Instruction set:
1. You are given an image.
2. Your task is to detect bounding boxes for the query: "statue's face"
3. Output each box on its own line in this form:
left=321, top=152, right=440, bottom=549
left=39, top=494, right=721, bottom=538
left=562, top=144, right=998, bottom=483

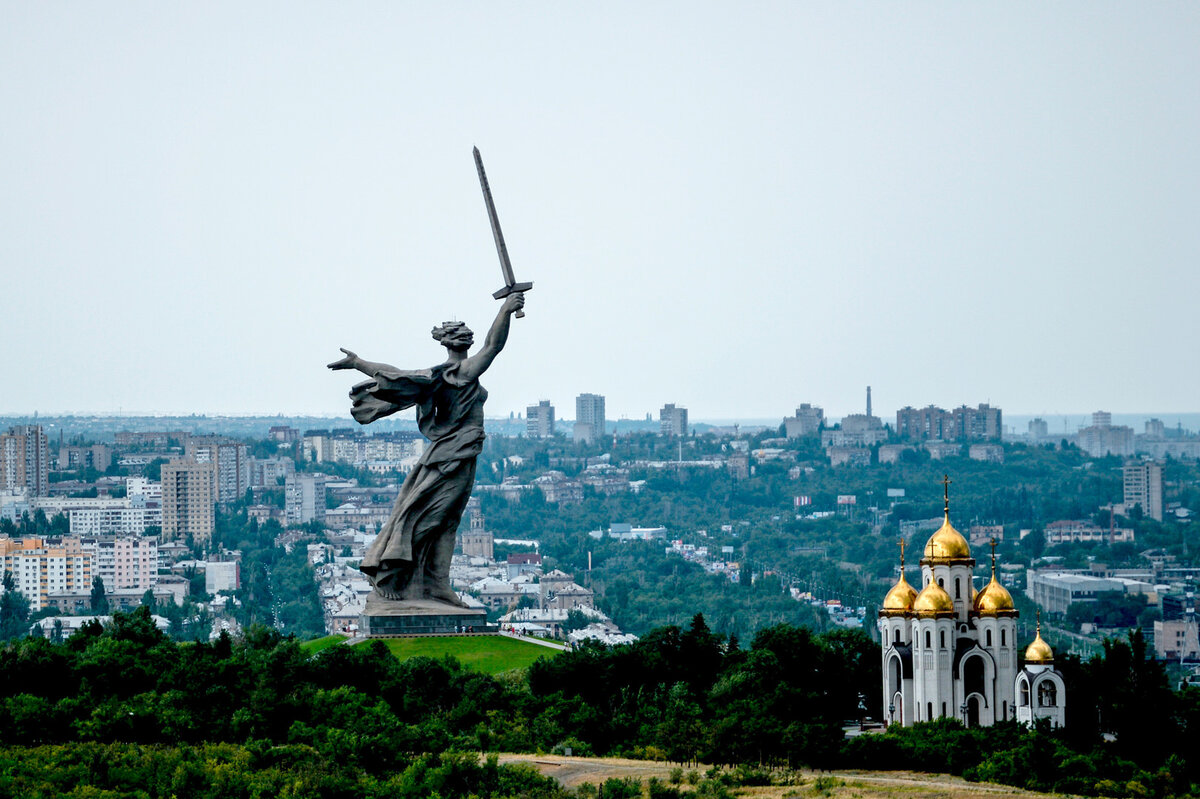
left=443, top=331, right=474, bottom=351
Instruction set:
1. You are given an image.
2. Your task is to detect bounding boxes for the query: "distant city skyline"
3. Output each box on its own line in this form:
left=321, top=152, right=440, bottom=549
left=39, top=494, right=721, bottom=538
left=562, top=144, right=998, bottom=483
left=2, top=5, right=1197, bottom=418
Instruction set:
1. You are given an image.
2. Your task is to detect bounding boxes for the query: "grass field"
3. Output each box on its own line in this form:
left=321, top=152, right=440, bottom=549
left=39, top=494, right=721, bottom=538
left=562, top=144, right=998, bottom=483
left=300, top=634, right=348, bottom=655
left=379, top=636, right=557, bottom=674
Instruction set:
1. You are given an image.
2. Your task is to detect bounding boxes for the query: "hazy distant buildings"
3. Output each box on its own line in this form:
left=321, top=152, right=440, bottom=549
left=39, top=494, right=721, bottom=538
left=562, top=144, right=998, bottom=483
left=784, top=403, right=824, bottom=439
left=969, top=444, right=1004, bottom=463
left=526, top=400, right=556, bottom=438
left=1123, top=460, right=1163, bottom=521
left=574, top=393, right=606, bottom=444
left=161, top=460, right=216, bottom=543
left=1028, top=418, right=1049, bottom=440
left=1077, top=411, right=1134, bottom=458
left=0, top=425, right=49, bottom=497
left=57, top=444, right=112, bottom=473
left=660, top=404, right=688, bottom=437
left=895, top=403, right=1001, bottom=442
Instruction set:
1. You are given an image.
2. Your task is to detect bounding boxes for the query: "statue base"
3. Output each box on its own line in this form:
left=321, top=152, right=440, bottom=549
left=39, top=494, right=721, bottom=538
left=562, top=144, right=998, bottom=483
left=359, top=594, right=492, bottom=637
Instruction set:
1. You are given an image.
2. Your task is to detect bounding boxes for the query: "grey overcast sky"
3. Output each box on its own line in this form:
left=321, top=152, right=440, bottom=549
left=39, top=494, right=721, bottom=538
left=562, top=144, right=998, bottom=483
left=2, top=3, right=1197, bottom=421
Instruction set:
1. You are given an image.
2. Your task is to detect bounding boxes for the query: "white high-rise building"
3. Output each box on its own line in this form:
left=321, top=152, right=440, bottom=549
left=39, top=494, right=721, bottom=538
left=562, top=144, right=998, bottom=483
left=526, top=401, right=556, bottom=438
left=0, top=425, right=49, bottom=497
left=1123, top=460, right=1164, bottom=522
left=575, top=394, right=606, bottom=443
left=660, top=404, right=688, bottom=437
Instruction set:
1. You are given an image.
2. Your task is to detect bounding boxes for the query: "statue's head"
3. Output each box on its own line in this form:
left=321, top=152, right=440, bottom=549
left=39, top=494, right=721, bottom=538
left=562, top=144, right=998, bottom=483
left=431, top=321, right=474, bottom=352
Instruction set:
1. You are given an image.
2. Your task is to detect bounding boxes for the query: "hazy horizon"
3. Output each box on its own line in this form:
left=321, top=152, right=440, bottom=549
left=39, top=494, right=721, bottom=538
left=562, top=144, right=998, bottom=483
left=3, top=4, right=1197, bottom=419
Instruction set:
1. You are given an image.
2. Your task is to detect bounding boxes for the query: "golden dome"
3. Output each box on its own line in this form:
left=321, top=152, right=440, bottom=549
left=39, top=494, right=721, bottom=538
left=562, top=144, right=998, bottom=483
left=922, top=515, right=973, bottom=562
left=913, top=581, right=956, bottom=617
left=881, top=574, right=918, bottom=616
left=975, top=576, right=1017, bottom=616
left=1025, top=621, right=1054, bottom=664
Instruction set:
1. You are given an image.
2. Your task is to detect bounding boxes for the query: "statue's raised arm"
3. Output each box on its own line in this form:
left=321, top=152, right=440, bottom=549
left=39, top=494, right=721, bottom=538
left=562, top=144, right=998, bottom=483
left=458, top=291, right=525, bottom=382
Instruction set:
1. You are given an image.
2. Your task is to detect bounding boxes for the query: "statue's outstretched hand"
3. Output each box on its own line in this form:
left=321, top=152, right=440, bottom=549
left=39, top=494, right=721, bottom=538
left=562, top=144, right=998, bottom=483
left=327, top=348, right=359, bottom=371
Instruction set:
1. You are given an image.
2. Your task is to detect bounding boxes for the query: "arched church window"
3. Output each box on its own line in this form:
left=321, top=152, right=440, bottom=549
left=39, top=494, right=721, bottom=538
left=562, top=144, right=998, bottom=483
left=925, top=630, right=931, bottom=648
left=1038, top=681, right=1057, bottom=707
left=1003, top=700, right=1008, bottom=719
left=938, top=578, right=944, bottom=588
left=986, top=629, right=992, bottom=646
left=940, top=630, right=946, bottom=647
left=941, top=702, right=947, bottom=717
left=894, top=628, right=900, bottom=644
left=1020, top=680, right=1030, bottom=707
left=955, top=578, right=961, bottom=598
left=927, top=702, right=933, bottom=720
left=1001, top=629, right=1006, bottom=646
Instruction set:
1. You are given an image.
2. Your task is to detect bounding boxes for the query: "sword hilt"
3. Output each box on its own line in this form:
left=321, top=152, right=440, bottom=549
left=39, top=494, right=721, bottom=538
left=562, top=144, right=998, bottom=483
left=493, top=281, right=532, bottom=319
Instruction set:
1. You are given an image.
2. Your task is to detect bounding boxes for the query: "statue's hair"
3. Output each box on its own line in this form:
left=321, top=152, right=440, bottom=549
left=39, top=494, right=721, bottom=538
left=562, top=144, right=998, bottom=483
left=431, top=320, right=473, bottom=346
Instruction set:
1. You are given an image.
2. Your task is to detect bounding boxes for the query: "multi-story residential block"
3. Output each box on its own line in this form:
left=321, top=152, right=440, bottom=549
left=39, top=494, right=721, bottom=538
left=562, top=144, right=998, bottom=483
left=660, top=403, right=688, bottom=437
left=532, top=471, right=583, bottom=504
left=1076, top=411, right=1135, bottom=458
left=268, top=425, right=300, bottom=443
left=1123, top=460, right=1164, bottom=522
left=250, top=456, right=296, bottom=488
left=114, top=431, right=190, bottom=450
left=1044, top=520, right=1134, bottom=545
left=186, top=437, right=249, bottom=504
left=895, top=404, right=1001, bottom=442
left=285, top=473, right=328, bottom=526
left=1154, top=618, right=1199, bottom=661
left=56, top=444, right=113, bottom=473
left=0, top=425, right=49, bottom=497
left=161, top=459, right=216, bottom=543
left=784, top=403, right=824, bottom=438
left=205, top=559, right=240, bottom=594
left=575, top=394, right=606, bottom=443
left=80, top=535, right=158, bottom=591
left=0, top=535, right=92, bottom=611
left=526, top=400, right=556, bottom=438
left=968, top=444, right=1004, bottom=463
left=1028, top=418, right=1049, bottom=440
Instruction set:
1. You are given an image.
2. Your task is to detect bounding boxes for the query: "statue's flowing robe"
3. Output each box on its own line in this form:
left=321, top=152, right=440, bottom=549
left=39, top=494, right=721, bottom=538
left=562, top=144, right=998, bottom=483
left=349, top=362, right=486, bottom=591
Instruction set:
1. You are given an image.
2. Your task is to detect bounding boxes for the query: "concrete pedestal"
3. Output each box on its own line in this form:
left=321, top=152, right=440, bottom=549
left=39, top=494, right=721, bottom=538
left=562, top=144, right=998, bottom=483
left=359, top=594, right=491, bottom=636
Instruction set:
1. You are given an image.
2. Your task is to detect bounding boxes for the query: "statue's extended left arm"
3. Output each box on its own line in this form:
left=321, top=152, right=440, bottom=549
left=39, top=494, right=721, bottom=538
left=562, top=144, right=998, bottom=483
left=327, top=349, right=398, bottom=377
left=459, top=292, right=525, bottom=381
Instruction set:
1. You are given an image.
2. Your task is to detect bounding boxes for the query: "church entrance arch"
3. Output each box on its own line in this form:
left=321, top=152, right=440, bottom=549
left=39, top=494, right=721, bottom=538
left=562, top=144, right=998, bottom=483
left=965, top=693, right=984, bottom=727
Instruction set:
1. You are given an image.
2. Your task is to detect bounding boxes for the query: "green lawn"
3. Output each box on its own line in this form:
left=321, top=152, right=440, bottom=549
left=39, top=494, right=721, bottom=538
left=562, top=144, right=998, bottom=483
left=380, top=636, right=556, bottom=674
left=300, top=634, right=348, bottom=655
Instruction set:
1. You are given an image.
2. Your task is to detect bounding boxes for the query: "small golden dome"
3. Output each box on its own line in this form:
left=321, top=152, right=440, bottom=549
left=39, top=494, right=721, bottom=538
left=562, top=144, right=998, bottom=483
left=881, top=574, right=918, bottom=616
left=922, top=515, right=973, bottom=561
left=974, top=576, right=1017, bottom=616
left=1025, top=629, right=1054, bottom=664
left=913, top=581, right=956, bottom=617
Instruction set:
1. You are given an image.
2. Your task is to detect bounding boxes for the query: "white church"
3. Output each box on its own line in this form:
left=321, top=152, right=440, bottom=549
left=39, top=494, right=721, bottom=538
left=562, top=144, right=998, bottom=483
left=878, top=478, right=1066, bottom=728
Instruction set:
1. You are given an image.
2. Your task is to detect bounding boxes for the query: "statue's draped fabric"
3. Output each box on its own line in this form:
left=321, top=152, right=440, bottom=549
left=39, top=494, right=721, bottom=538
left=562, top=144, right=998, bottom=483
left=349, top=362, right=486, bottom=598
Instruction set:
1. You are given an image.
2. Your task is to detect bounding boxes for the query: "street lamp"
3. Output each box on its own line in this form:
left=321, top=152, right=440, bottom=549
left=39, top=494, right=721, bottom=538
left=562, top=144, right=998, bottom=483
left=888, top=701, right=895, bottom=725
left=961, top=701, right=969, bottom=726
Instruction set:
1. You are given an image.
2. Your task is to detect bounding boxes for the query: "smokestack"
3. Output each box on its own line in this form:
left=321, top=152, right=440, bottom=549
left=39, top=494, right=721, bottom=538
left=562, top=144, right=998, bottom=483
left=866, top=386, right=872, bottom=417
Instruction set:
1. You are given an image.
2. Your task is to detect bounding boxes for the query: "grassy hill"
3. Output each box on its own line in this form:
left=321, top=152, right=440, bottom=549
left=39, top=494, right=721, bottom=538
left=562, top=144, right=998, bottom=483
left=302, top=634, right=559, bottom=674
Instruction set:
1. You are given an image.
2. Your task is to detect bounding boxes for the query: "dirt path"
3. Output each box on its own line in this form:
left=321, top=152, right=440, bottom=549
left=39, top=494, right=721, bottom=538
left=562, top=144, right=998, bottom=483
left=497, top=755, right=1064, bottom=798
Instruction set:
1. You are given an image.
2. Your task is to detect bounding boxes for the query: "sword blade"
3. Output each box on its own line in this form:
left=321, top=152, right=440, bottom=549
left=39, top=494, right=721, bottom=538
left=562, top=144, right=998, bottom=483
left=474, top=147, right=517, bottom=288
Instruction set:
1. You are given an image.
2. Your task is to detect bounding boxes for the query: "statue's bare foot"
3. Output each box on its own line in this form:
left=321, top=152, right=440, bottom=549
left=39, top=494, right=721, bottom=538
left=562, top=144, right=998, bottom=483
left=429, top=587, right=468, bottom=608
left=374, top=586, right=403, bottom=601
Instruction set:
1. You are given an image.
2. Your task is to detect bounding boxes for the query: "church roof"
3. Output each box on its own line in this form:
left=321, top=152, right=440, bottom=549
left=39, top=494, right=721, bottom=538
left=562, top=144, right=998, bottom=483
left=913, top=581, right=956, bottom=617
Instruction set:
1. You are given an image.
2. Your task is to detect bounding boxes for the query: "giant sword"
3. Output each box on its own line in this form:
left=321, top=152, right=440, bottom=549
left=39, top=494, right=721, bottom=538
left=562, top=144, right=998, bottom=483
left=474, top=146, right=532, bottom=318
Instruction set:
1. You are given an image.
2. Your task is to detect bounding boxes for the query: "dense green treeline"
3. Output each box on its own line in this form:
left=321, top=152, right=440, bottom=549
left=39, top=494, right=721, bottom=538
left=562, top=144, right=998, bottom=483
left=2, top=607, right=1200, bottom=795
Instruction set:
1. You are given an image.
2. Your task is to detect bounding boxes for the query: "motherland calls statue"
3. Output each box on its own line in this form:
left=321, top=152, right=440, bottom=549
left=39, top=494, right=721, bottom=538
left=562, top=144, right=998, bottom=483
left=327, top=292, right=525, bottom=606
left=328, top=149, right=530, bottom=618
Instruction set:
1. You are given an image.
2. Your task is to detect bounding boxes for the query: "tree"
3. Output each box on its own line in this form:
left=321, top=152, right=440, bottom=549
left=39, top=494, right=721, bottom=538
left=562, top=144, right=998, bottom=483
left=90, top=575, right=110, bottom=614
left=0, top=570, right=31, bottom=640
